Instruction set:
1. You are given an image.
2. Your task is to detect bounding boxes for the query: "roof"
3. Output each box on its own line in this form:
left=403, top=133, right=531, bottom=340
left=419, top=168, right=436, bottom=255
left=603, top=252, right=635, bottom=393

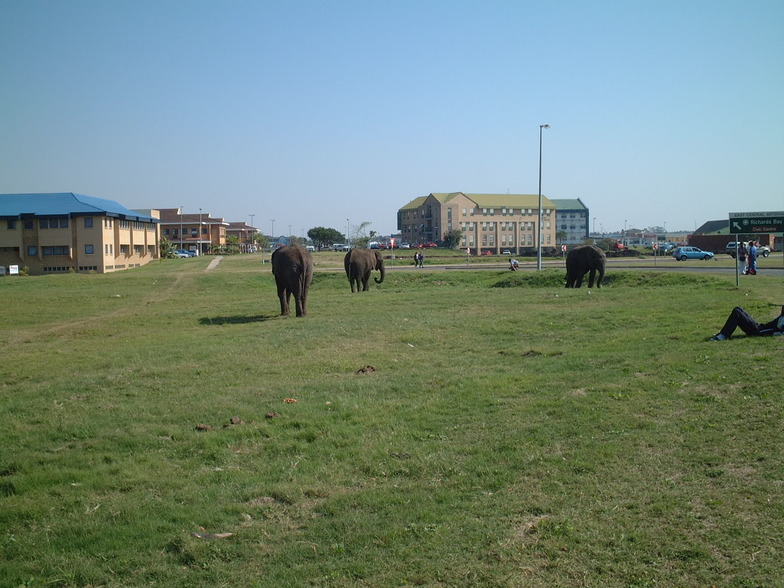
left=551, top=198, right=587, bottom=211
left=400, top=192, right=556, bottom=210
left=694, top=220, right=729, bottom=235
left=0, top=193, right=158, bottom=223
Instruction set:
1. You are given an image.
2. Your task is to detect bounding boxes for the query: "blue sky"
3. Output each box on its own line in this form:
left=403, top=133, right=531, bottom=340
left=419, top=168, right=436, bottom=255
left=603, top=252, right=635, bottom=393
left=2, top=0, right=782, bottom=238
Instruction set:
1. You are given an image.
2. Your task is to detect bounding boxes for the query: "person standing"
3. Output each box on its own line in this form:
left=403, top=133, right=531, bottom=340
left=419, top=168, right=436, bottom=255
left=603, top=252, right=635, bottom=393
left=418, top=252, right=425, bottom=268
left=737, top=241, right=748, bottom=274
left=746, top=241, right=758, bottom=275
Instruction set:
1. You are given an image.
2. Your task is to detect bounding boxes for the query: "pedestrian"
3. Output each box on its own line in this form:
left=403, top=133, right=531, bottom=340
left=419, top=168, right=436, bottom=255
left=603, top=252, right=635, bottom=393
left=509, top=258, right=519, bottom=271
left=709, top=305, right=784, bottom=340
left=746, top=241, right=758, bottom=275
left=737, top=241, right=748, bottom=274
left=418, top=252, right=425, bottom=268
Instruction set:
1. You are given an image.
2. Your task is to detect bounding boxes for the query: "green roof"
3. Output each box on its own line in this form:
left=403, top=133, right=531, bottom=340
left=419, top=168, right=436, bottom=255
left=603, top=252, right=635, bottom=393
left=551, top=198, right=587, bottom=211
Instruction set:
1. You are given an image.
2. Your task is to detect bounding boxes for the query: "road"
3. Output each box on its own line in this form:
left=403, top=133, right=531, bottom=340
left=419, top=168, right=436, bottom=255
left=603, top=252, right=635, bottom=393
left=382, top=254, right=784, bottom=277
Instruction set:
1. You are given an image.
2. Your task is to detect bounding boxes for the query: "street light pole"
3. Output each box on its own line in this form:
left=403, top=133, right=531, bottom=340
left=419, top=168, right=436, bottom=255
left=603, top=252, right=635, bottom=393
left=346, top=219, right=350, bottom=248
left=199, top=208, right=202, bottom=255
left=180, top=206, right=184, bottom=249
left=537, top=124, right=550, bottom=270
left=270, top=219, right=275, bottom=245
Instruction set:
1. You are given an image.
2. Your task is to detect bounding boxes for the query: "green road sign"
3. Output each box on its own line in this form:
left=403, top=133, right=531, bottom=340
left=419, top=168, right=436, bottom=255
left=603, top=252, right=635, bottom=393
left=729, top=211, right=784, bottom=234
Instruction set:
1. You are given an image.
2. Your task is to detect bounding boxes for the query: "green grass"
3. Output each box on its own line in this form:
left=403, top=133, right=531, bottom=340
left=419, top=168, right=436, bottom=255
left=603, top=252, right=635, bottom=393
left=1, top=255, right=782, bottom=587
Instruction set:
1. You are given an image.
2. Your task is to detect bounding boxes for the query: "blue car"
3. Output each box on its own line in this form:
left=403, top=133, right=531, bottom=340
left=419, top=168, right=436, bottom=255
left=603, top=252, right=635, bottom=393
left=672, top=246, right=714, bottom=261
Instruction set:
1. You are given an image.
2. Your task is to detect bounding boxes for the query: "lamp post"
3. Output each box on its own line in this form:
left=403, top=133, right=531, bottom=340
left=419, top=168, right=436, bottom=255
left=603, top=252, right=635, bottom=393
left=537, top=124, right=550, bottom=270
left=270, top=219, right=275, bottom=245
left=593, top=217, right=597, bottom=236
left=288, top=224, right=292, bottom=245
left=179, top=206, right=184, bottom=249
left=249, top=214, right=255, bottom=252
left=199, top=208, right=202, bottom=255
left=346, top=219, right=350, bottom=247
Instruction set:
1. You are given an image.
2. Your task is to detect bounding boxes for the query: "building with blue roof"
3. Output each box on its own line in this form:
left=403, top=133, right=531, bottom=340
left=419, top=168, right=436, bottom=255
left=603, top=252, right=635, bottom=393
left=0, top=193, right=160, bottom=275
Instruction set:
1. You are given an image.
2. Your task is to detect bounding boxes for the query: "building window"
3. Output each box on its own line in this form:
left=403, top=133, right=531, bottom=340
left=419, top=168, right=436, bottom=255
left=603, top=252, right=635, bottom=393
left=120, top=245, right=130, bottom=255
left=7, top=220, right=16, bottom=230
left=85, top=244, right=94, bottom=254
left=84, top=217, right=93, bottom=228
left=28, top=246, right=37, bottom=256
left=43, top=246, right=69, bottom=255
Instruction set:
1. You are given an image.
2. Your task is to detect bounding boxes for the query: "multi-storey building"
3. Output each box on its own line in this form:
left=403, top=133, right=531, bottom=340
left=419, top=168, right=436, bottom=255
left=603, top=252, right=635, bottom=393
left=398, top=192, right=557, bottom=254
left=551, top=198, right=590, bottom=245
left=0, top=193, right=159, bottom=275
left=157, top=208, right=228, bottom=255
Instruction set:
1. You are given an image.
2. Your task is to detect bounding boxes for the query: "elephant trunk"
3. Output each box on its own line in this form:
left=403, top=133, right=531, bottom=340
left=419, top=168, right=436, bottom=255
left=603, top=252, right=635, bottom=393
left=374, top=259, right=385, bottom=284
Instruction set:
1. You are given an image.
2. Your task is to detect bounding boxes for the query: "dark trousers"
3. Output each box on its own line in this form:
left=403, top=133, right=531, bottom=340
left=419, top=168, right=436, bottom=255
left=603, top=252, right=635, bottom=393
left=719, top=307, right=760, bottom=338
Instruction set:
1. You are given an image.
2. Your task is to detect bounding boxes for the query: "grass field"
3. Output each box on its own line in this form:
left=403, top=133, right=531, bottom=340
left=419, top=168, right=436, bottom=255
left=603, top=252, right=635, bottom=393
left=1, top=254, right=782, bottom=587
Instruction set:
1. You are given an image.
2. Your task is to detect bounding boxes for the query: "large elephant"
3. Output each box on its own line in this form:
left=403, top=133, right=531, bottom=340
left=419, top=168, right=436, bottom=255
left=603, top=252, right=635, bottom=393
left=565, top=245, right=606, bottom=288
left=271, top=245, right=313, bottom=316
left=344, top=248, right=385, bottom=292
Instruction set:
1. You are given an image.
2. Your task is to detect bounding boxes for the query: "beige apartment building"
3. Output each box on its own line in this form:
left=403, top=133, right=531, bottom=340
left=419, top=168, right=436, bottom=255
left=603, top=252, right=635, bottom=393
left=157, top=208, right=229, bottom=255
left=398, top=192, right=557, bottom=254
left=0, top=193, right=160, bottom=275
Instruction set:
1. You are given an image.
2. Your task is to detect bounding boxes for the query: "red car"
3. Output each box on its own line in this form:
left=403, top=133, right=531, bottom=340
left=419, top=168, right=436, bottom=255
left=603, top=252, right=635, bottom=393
left=417, top=242, right=437, bottom=248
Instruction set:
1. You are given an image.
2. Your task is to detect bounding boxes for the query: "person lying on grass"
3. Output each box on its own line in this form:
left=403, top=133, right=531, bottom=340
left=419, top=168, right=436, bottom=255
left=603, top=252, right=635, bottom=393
left=709, top=305, right=784, bottom=341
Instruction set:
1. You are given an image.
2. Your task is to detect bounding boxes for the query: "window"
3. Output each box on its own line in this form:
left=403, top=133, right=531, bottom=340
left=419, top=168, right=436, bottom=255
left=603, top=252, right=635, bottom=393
left=24, top=219, right=34, bottom=229
left=43, top=246, right=69, bottom=255
left=84, top=217, right=93, bottom=228
left=85, top=244, right=94, bottom=254
left=28, top=246, right=37, bottom=256
left=7, top=220, right=16, bottom=230
left=59, top=218, right=69, bottom=228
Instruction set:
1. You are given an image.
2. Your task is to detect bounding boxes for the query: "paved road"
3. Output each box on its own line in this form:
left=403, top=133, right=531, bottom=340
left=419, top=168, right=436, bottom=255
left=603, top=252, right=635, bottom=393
left=383, top=255, right=784, bottom=276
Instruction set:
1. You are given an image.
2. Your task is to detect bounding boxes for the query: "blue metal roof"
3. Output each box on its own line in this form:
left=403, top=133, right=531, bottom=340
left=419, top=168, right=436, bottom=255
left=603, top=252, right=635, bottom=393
left=0, top=193, right=158, bottom=222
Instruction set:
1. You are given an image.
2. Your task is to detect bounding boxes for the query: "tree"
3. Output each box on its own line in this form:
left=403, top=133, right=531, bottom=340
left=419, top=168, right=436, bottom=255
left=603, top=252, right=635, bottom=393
left=557, top=230, right=568, bottom=246
left=307, top=227, right=344, bottom=250
left=442, top=229, right=463, bottom=250
left=159, top=236, right=175, bottom=258
left=254, top=233, right=270, bottom=251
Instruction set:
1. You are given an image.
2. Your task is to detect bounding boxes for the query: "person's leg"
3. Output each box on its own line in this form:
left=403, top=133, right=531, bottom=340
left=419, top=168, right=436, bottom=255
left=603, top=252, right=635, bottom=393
left=718, top=307, right=759, bottom=338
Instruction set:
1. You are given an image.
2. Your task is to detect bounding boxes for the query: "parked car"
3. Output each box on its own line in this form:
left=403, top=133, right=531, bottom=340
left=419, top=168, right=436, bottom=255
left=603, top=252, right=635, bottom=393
left=501, top=249, right=512, bottom=255
left=305, top=245, right=315, bottom=252
left=726, top=242, right=770, bottom=258
left=481, top=250, right=493, bottom=256
left=672, top=246, right=714, bottom=261
left=657, top=242, right=675, bottom=253
left=332, top=244, right=350, bottom=251
left=400, top=242, right=411, bottom=249
left=417, top=242, right=437, bottom=248
left=173, top=249, right=195, bottom=258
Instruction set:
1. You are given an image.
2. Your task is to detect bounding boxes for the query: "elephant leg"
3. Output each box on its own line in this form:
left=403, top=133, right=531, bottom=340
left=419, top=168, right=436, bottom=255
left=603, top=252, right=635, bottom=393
left=596, top=268, right=604, bottom=288
left=278, top=285, right=290, bottom=316
left=587, top=269, right=596, bottom=288
left=362, top=274, right=370, bottom=291
left=575, top=273, right=584, bottom=288
left=294, top=292, right=306, bottom=317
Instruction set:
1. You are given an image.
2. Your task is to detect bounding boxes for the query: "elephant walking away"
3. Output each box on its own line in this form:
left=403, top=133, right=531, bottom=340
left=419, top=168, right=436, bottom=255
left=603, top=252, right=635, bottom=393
left=565, top=245, right=606, bottom=288
left=271, top=245, right=313, bottom=316
left=344, top=248, right=385, bottom=292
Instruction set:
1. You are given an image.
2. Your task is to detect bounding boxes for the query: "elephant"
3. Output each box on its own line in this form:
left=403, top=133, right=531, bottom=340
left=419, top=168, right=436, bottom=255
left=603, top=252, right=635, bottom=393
left=344, top=248, right=385, bottom=292
left=271, top=245, right=313, bottom=316
left=565, top=245, right=606, bottom=288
